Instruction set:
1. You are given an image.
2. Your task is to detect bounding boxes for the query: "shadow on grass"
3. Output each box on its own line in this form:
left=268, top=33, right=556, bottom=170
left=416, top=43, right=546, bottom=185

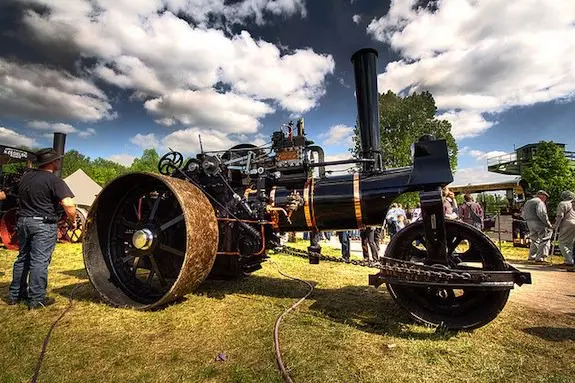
left=52, top=281, right=103, bottom=304
left=59, top=268, right=90, bottom=280
left=196, top=275, right=459, bottom=340
left=51, top=274, right=459, bottom=340
left=524, top=327, right=575, bottom=341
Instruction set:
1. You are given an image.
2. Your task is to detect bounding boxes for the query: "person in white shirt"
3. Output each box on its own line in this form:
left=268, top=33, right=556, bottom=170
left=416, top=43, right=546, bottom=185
left=554, top=190, right=575, bottom=267
left=522, top=190, right=553, bottom=262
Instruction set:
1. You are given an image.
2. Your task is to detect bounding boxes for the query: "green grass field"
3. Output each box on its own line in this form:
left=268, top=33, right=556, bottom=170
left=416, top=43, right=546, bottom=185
left=1, top=243, right=573, bottom=383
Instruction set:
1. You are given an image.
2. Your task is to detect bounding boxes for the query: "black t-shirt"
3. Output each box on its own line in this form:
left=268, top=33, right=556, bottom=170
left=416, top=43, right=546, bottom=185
left=18, top=170, right=74, bottom=218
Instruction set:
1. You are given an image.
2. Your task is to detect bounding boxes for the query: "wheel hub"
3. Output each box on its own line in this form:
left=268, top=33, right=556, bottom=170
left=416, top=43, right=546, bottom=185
left=132, top=228, right=154, bottom=250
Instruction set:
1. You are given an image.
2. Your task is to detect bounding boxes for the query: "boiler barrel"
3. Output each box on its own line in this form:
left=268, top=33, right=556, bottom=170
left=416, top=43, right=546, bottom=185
left=272, top=168, right=412, bottom=231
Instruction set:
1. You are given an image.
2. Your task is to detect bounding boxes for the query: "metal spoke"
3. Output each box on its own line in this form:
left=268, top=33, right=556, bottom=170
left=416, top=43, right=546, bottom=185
left=159, top=243, right=185, bottom=258
left=146, top=269, right=155, bottom=286
left=133, top=203, right=140, bottom=221
left=121, top=254, right=134, bottom=264
left=132, top=256, right=140, bottom=276
left=121, top=218, right=138, bottom=230
left=149, top=196, right=161, bottom=221
left=447, top=235, right=462, bottom=256
left=149, top=255, right=166, bottom=286
left=159, top=214, right=184, bottom=232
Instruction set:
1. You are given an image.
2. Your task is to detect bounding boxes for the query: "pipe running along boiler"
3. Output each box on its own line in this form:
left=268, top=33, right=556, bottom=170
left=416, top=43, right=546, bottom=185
left=83, top=48, right=531, bottom=330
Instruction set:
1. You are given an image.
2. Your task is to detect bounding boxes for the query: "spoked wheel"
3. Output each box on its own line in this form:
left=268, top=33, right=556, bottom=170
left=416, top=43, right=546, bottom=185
left=83, top=173, right=218, bottom=309
left=62, top=207, right=87, bottom=243
left=0, top=208, right=19, bottom=250
left=385, top=220, right=510, bottom=330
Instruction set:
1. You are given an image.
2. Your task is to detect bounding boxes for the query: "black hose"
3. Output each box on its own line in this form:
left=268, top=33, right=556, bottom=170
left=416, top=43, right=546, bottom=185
left=30, top=285, right=81, bottom=383
left=270, top=260, right=315, bottom=383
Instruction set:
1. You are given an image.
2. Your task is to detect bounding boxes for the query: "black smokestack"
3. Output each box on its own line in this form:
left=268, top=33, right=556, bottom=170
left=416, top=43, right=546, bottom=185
left=52, top=132, right=66, bottom=178
left=351, top=48, right=382, bottom=172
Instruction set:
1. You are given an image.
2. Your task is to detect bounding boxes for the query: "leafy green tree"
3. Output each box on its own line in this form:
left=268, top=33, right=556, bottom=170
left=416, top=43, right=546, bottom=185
left=476, top=193, right=509, bottom=216
left=62, top=150, right=92, bottom=178
left=520, top=141, right=575, bottom=214
left=130, top=149, right=160, bottom=173
left=91, top=158, right=129, bottom=186
left=352, top=90, right=458, bottom=208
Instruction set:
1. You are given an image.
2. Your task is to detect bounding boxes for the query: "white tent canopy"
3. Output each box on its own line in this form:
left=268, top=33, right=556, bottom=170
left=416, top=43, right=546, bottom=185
left=63, top=169, right=102, bottom=207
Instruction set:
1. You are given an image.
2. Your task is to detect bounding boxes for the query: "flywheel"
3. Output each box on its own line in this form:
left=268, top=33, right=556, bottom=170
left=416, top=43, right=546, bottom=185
left=61, top=207, right=87, bottom=243
left=83, top=172, right=218, bottom=309
left=385, top=220, right=510, bottom=330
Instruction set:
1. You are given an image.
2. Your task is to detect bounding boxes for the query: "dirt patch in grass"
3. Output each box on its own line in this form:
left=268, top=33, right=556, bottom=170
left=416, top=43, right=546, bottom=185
left=0, top=243, right=574, bottom=383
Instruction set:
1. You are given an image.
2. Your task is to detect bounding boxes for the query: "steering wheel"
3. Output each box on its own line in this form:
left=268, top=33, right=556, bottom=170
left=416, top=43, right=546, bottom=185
left=158, top=151, right=184, bottom=175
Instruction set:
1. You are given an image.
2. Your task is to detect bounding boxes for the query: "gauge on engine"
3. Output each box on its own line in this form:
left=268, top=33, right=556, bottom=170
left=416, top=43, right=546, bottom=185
left=187, top=160, right=200, bottom=172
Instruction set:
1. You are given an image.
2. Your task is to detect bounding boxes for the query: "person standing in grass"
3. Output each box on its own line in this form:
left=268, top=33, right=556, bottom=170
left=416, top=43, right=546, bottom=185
left=360, top=227, right=378, bottom=262
left=522, top=190, right=553, bottom=263
left=459, top=194, right=484, bottom=230
left=337, top=231, right=351, bottom=263
left=554, top=190, right=575, bottom=268
left=5, top=149, right=76, bottom=309
left=443, top=187, right=458, bottom=219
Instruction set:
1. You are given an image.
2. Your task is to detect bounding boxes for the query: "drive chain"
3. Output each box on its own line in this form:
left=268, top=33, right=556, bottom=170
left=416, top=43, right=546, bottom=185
left=279, top=245, right=484, bottom=284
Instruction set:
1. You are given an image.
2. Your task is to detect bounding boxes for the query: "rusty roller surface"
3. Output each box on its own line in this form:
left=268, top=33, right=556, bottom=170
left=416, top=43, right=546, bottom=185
left=83, top=172, right=218, bottom=309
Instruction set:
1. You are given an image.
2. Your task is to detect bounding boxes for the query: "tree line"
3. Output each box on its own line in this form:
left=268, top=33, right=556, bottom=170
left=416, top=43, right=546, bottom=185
left=61, top=149, right=160, bottom=186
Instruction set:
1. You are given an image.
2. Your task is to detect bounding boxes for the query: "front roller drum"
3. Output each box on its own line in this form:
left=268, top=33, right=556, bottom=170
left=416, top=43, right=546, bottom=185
left=385, top=220, right=511, bottom=330
left=83, top=172, right=218, bottom=309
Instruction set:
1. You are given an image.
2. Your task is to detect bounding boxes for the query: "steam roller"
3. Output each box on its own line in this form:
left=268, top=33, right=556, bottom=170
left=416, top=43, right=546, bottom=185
left=83, top=173, right=218, bottom=309
left=82, top=47, right=532, bottom=329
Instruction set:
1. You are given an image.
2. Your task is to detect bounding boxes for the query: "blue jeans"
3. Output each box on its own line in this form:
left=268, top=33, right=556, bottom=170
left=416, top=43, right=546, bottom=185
left=9, top=217, right=58, bottom=305
left=338, top=231, right=350, bottom=260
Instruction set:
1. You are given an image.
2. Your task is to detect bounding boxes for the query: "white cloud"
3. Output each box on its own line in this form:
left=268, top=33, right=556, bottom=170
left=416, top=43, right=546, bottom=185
left=369, top=0, right=575, bottom=139
left=28, top=121, right=97, bottom=138
left=108, top=154, right=136, bottom=167
left=162, top=128, right=239, bottom=154
left=165, top=0, right=306, bottom=26
left=129, top=129, right=269, bottom=156
left=130, top=133, right=160, bottom=150
left=252, top=133, right=268, bottom=147
left=469, top=150, right=508, bottom=161
left=352, top=14, right=361, bottom=24
left=18, top=0, right=333, bottom=128
left=27, top=121, right=78, bottom=134
left=322, top=153, right=357, bottom=175
left=452, top=166, right=517, bottom=187
left=459, top=146, right=510, bottom=162
left=0, top=127, right=38, bottom=148
left=436, top=111, right=495, bottom=139
left=78, top=128, right=96, bottom=138
left=144, top=89, right=274, bottom=133
left=0, top=59, right=114, bottom=122
left=318, top=124, right=354, bottom=146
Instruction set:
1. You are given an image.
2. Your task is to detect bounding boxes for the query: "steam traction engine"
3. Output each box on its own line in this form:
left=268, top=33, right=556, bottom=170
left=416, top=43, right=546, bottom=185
left=83, top=49, right=531, bottom=330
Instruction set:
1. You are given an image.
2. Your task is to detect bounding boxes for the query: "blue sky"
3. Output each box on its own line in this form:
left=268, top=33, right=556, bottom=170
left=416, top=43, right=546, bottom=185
left=0, top=0, right=573, bottom=186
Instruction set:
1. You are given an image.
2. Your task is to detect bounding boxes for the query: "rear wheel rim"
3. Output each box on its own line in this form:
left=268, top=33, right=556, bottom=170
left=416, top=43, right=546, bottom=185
left=106, top=183, right=186, bottom=304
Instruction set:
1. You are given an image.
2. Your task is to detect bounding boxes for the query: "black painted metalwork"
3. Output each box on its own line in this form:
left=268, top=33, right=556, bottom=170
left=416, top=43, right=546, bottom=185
left=351, top=48, right=382, bottom=172
left=82, top=47, right=532, bottom=330
left=381, top=220, right=513, bottom=329
left=52, top=133, right=66, bottom=178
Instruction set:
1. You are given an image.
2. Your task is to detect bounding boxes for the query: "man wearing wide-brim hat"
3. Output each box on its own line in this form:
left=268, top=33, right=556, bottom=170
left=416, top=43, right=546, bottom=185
left=5, top=148, right=76, bottom=309
left=521, top=190, right=553, bottom=262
